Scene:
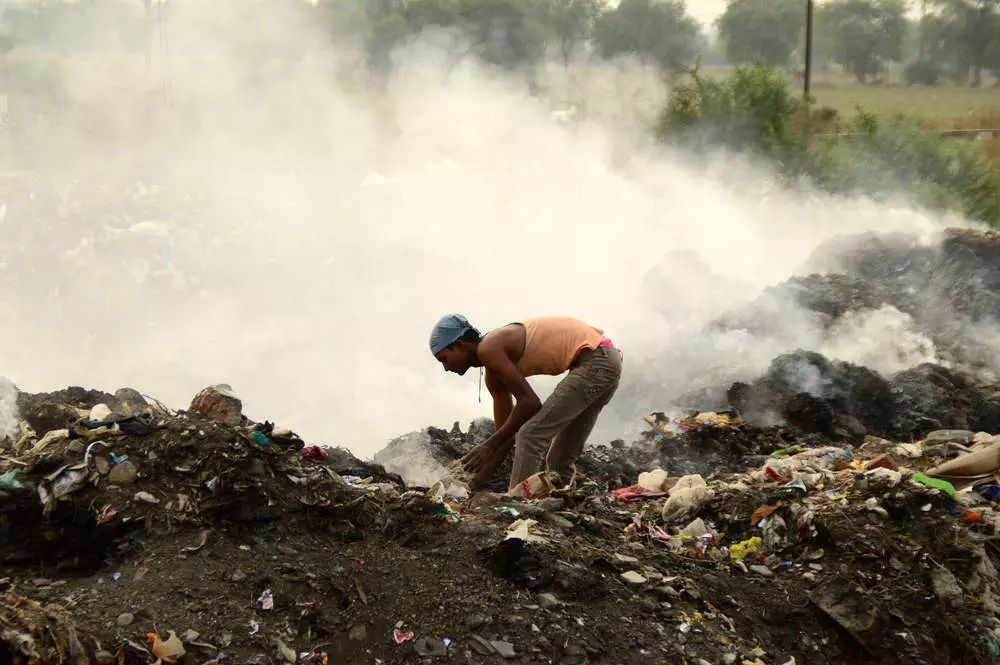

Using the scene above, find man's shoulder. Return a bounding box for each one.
[482,323,523,347]
[479,326,522,363]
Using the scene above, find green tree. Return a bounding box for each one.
[535,0,603,69]
[403,0,465,30]
[460,0,546,70]
[318,0,408,40]
[988,38,1000,77]
[359,0,545,71]
[592,0,699,72]
[820,0,909,83]
[368,12,411,71]
[929,0,1000,86]
[715,0,806,68]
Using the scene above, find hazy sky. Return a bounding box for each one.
[688,0,727,26]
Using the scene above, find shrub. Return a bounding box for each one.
[903,58,943,86]
[655,65,807,164]
[655,65,1000,227]
[818,112,1000,224]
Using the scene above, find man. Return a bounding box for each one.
[429,314,622,494]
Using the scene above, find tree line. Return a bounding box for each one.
[717,0,1000,86]
[324,0,997,85]
[0,0,996,86]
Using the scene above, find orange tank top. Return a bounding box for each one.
[513,317,605,377]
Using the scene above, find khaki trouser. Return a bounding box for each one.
[508,344,623,492]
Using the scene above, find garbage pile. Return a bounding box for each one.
[3,384,1000,664]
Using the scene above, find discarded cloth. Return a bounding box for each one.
[611,485,668,503]
[661,474,713,521]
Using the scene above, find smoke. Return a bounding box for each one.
[0,376,19,441]
[373,430,448,488]
[820,306,940,377]
[0,2,966,458]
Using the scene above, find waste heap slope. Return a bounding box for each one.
[3,384,1000,664]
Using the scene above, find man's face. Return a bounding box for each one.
[435,344,472,375]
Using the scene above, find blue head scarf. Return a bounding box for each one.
[429,314,473,355]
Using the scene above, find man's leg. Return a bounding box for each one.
[508,346,622,492]
[547,347,622,487]
[546,400,604,488]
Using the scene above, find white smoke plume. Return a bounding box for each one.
[820,306,940,377]
[373,431,448,488]
[0,2,967,460]
[0,377,20,442]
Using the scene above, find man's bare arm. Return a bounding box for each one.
[488,370,514,430]
[478,340,541,449]
[461,338,541,479]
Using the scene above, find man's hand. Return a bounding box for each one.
[462,438,514,485]
[461,440,497,475]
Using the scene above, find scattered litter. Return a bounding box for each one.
[514,470,561,499]
[134,491,160,504]
[180,529,210,553]
[392,629,414,645]
[490,640,517,659]
[730,537,762,561]
[662,474,713,521]
[0,469,26,493]
[810,581,886,650]
[248,430,270,448]
[637,468,669,491]
[413,637,448,657]
[751,504,779,525]
[302,445,329,462]
[148,630,186,663]
[505,518,547,543]
[469,634,495,655]
[896,443,923,458]
[611,484,668,502]
[272,636,296,663]
[620,571,647,584]
[680,517,710,538]
[432,502,462,523]
[912,472,957,498]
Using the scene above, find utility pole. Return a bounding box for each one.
[143,0,172,118]
[144,0,153,69]
[804,0,814,101]
[919,0,926,58]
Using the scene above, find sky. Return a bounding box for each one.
[6,0,730,30]
[688,0,727,26]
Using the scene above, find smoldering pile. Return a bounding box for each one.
[673,227,1000,443]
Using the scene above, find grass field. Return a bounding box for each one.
[696,63,1000,123]
[807,75,1000,167]
[810,81,1000,123]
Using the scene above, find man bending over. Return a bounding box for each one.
[429,314,622,494]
